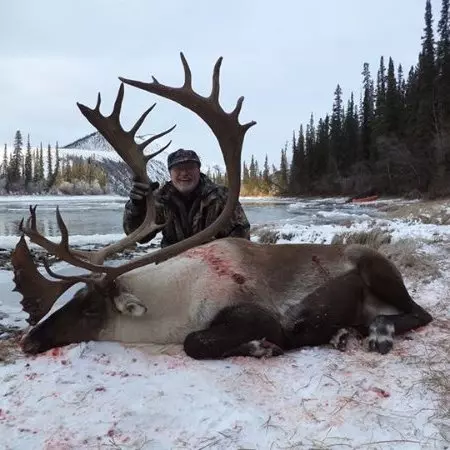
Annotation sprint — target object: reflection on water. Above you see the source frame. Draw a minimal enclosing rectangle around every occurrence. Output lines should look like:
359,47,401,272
0,196,384,237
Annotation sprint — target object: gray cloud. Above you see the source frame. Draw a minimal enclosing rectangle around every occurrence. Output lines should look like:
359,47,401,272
0,0,439,168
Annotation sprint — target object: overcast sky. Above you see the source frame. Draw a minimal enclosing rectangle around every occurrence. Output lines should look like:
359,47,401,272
0,0,441,168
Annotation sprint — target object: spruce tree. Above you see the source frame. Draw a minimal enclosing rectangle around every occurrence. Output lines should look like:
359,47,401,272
385,57,401,134
343,93,359,169
330,85,345,173
2,144,7,178
279,145,289,192
38,143,45,182
10,130,23,183
263,155,270,186
289,127,306,194
436,0,450,130
361,63,375,162
374,56,387,136
47,144,53,186
24,134,33,186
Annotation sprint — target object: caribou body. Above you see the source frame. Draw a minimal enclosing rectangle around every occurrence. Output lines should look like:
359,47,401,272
12,54,432,359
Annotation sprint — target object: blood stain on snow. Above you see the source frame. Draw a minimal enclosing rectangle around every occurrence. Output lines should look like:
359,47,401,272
370,387,391,398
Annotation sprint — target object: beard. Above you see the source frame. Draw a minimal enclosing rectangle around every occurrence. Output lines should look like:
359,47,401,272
173,178,198,194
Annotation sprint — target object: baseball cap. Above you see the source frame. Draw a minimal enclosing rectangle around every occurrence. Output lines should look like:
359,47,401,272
167,149,201,170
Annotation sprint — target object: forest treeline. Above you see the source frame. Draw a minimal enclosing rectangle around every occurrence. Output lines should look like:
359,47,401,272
1,131,108,195
237,0,450,198
4,1,449,199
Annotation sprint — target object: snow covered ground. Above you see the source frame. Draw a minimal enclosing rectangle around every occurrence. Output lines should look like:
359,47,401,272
0,196,449,449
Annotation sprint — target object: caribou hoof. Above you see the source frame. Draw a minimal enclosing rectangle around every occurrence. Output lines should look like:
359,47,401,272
330,328,350,352
368,316,395,354
225,338,284,358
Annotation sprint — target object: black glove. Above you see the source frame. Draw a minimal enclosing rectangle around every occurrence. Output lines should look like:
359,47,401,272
129,179,160,203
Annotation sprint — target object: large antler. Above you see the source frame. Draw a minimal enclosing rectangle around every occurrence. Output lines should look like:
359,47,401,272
18,85,176,271
102,52,256,279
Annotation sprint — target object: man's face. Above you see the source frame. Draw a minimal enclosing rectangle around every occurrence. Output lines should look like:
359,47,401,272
170,162,201,195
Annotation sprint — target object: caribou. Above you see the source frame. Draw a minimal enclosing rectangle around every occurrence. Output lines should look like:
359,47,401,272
11,53,432,359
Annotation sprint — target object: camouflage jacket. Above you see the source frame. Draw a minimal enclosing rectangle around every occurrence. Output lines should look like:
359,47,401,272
123,174,251,247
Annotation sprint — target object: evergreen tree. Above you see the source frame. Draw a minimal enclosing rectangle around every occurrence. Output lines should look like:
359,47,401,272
385,57,401,134
343,93,359,169
289,127,306,194
24,134,33,186
330,84,345,173
374,56,387,136
314,116,330,180
53,141,60,182
361,63,375,162
10,130,23,183
436,0,450,130
242,162,250,185
2,144,7,178
33,148,39,183
47,144,53,186
38,143,45,182
279,145,289,192
262,154,271,193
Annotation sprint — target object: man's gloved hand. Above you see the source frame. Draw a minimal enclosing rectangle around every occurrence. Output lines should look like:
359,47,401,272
129,179,160,203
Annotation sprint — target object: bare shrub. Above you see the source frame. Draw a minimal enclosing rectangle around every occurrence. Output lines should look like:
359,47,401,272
257,229,280,244
56,181,74,195
280,232,295,241
331,227,392,249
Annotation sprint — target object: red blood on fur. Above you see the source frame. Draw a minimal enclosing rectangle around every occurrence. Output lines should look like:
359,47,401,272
184,245,246,285
232,273,245,284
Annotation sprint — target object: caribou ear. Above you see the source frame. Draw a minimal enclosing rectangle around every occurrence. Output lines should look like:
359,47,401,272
113,292,147,317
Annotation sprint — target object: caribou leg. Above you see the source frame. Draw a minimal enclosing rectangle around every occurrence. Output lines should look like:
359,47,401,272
183,303,284,360
361,307,433,354
352,249,433,354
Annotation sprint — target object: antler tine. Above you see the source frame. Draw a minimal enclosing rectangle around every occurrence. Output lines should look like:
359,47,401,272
76,82,176,181
19,205,116,274
139,125,177,157
42,258,92,284
129,102,156,137
106,52,256,279
209,56,222,103
180,52,193,89
145,140,173,163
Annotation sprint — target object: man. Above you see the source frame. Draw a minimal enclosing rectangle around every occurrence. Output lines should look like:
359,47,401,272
123,148,251,247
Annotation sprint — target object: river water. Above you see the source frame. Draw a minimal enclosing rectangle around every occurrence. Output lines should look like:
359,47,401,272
0,195,385,240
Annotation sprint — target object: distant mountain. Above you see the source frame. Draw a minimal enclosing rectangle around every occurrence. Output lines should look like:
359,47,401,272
61,131,226,195
61,132,170,195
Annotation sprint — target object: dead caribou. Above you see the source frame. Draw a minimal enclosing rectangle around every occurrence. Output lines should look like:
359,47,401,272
11,53,432,359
